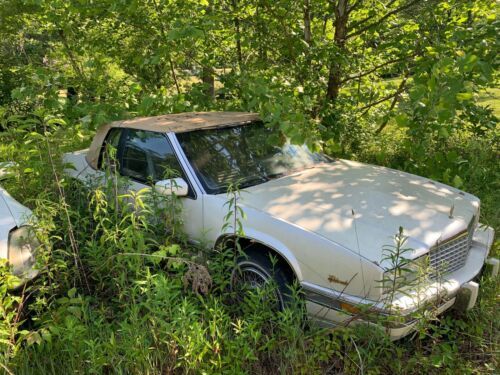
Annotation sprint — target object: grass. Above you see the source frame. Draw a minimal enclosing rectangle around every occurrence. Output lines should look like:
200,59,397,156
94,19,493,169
477,87,500,117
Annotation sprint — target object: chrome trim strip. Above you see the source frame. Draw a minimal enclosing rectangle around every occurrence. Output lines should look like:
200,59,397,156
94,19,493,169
302,281,457,328
303,288,342,311
301,281,382,310
434,229,468,246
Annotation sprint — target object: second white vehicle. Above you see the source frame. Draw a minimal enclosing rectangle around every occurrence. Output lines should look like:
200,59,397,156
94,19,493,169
0,163,39,288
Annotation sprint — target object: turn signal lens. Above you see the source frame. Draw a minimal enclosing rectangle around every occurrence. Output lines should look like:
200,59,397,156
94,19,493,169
340,302,361,314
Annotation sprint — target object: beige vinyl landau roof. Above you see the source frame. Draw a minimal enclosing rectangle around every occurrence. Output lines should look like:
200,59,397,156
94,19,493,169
86,112,260,169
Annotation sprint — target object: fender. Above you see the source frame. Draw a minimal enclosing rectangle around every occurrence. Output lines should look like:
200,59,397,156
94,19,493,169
215,228,303,281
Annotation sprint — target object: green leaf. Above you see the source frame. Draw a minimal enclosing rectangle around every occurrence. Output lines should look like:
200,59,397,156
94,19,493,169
437,109,453,122
452,175,463,188
395,114,410,127
68,287,77,299
456,92,473,102
167,26,204,41
438,127,449,138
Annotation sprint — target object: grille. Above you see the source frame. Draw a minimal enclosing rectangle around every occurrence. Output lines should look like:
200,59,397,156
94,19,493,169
429,220,475,278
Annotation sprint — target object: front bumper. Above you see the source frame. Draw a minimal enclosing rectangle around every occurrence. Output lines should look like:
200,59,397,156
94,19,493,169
305,224,496,340
386,224,495,339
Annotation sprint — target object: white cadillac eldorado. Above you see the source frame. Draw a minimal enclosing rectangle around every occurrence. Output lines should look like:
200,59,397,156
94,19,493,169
63,112,498,339
0,164,39,288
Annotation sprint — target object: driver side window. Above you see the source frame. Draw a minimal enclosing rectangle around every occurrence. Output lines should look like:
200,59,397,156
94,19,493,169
98,128,192,196
121,129,183,183
122,143,149,182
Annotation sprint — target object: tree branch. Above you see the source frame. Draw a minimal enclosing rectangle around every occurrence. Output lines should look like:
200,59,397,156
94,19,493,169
375,72,410,133
359,92,398,115
357,75,410,118
341,54,412,84
347,0,420,39
349,0,398,30
348,0,363,15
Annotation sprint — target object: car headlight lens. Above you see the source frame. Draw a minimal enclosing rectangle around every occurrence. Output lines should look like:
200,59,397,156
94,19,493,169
8,226,40,278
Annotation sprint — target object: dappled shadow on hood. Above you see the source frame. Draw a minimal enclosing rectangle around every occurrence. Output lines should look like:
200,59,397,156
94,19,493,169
242,159,474,263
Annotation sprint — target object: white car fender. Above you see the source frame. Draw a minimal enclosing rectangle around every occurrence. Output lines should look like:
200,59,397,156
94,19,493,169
0,187,33,261
0,196,16,260
0,188,32,228
229,228,304,282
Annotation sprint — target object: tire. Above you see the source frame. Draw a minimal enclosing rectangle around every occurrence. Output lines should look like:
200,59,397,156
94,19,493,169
231,248,294,310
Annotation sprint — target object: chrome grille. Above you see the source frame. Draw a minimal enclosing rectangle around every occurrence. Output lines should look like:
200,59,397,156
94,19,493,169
429,220,475,278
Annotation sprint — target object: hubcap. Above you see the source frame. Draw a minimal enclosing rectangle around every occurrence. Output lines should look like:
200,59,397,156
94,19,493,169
232,263,284,309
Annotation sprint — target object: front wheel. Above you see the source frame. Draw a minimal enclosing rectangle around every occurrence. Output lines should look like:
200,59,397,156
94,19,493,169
231,249,294,310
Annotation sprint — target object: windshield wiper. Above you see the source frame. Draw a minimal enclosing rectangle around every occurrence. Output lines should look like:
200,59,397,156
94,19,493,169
238,175,269,189
265,172,287,180
265,163,328,181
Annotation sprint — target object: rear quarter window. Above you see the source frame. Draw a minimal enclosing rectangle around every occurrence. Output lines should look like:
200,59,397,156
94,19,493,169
98,128,122,170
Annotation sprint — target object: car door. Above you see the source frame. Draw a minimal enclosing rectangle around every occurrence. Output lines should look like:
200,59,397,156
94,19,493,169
100,128,204,241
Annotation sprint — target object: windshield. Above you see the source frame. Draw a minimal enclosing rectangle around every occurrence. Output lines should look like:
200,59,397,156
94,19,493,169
176,121,333,194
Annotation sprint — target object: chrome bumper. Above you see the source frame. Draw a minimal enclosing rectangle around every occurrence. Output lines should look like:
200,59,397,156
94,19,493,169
303,225,496,340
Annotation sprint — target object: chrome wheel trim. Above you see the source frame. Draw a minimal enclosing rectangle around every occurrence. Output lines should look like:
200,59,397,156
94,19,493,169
231,260,285,310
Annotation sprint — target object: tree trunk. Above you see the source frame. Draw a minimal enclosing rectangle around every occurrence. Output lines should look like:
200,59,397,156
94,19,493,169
58,29,86,94
168,57,181,95
201,0,215,100
303,0,312,45
232,0,243,69
326,0,349,102
202,66,215,99
256,4,267,64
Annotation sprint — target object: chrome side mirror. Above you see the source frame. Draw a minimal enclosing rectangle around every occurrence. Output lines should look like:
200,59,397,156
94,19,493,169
154,178,189,197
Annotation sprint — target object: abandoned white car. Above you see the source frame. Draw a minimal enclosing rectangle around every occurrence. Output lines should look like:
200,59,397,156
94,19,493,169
64,112,497,339
0,164,39,288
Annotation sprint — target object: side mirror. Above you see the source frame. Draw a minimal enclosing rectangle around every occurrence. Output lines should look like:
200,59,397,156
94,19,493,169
154,178,189,197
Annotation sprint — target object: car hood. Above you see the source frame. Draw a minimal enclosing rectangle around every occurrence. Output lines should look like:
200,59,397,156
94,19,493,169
242,159,479,267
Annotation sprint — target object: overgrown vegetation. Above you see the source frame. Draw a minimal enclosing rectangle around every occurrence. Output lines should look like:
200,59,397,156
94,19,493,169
0,0,498,373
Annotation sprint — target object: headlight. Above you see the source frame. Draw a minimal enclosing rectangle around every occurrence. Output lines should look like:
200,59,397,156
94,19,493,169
8,226,40,278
